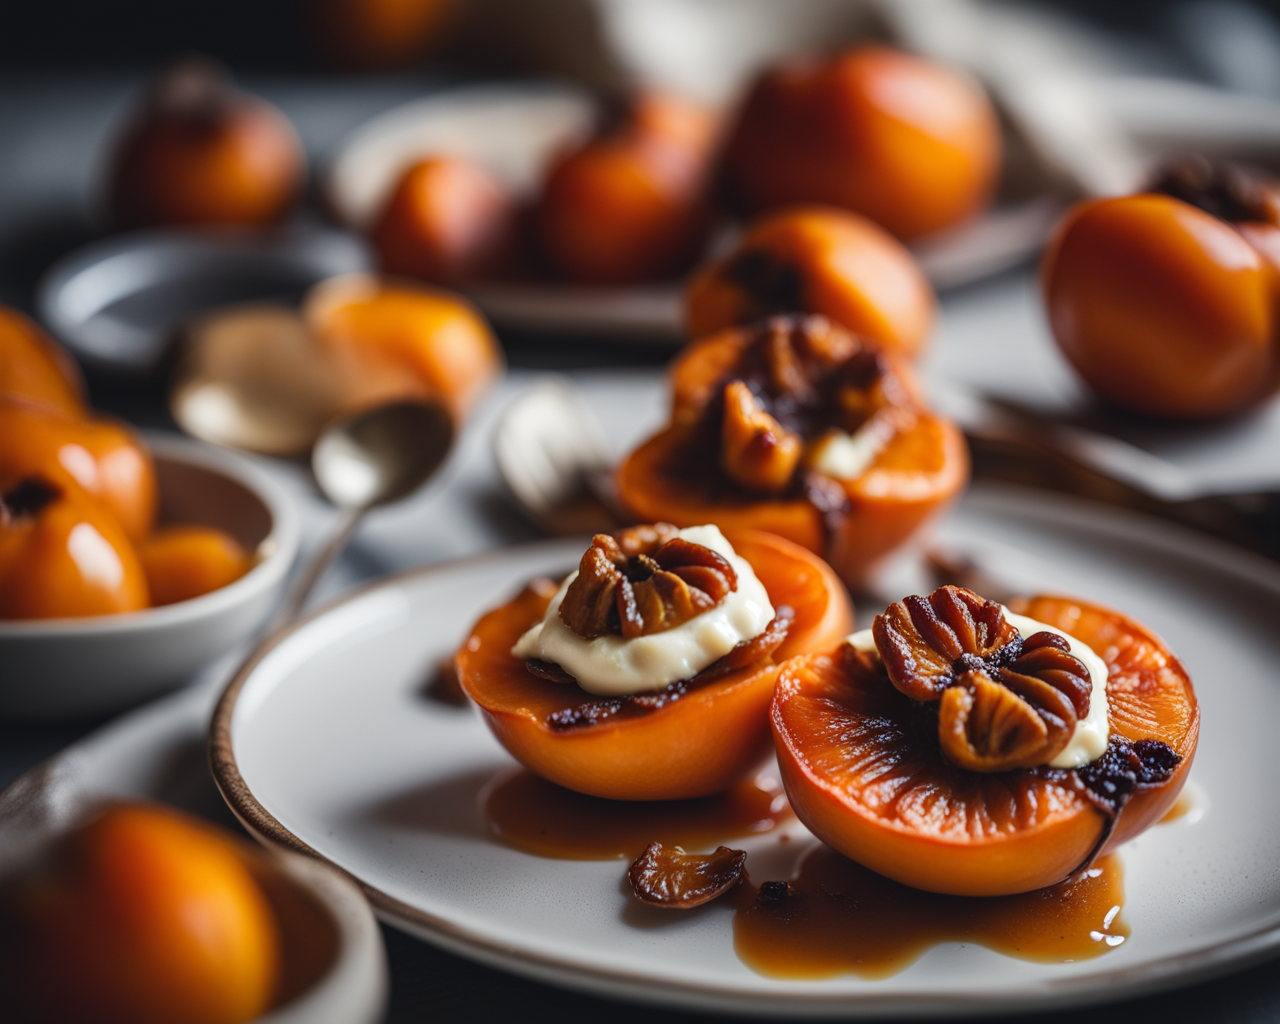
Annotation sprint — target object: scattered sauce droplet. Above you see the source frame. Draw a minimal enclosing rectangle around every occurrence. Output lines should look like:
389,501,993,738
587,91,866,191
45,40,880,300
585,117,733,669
734,844,1129,979
481,768,791,860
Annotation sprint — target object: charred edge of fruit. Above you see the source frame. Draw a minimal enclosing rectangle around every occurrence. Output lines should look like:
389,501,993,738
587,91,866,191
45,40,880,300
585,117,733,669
543,608,793,731
628,841,748,908
0,477,61,523
1051,735,1182,880
1149,154,1275,225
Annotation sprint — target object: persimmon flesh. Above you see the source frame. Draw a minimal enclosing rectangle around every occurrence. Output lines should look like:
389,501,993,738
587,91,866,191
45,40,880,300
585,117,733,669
457,529,853,800
771,596,1199,896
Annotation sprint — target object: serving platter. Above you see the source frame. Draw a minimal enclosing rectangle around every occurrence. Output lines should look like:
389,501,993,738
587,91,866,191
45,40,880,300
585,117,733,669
209,483,1280,1017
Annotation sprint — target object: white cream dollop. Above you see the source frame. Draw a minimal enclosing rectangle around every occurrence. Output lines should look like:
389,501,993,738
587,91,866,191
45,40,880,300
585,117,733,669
845,606,1109,768
512,525,775,697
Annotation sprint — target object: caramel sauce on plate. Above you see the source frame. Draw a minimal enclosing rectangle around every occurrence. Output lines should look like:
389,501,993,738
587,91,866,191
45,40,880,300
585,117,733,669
481,768,791,860
734,845,1129,979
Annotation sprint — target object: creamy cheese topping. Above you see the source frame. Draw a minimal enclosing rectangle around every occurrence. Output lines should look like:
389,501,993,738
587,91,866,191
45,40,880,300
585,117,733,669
512,525,775,697
845,606,1110,768
808,418,895,482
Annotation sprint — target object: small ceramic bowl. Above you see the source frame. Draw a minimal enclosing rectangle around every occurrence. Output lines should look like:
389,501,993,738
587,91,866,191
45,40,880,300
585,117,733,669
0,435,300,721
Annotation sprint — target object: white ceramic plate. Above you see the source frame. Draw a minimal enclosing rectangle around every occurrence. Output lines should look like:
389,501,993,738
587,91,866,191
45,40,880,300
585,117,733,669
210,484,1280,1017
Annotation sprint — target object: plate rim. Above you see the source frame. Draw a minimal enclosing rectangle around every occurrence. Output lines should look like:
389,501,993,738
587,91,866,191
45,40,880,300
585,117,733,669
209,487,1280,1017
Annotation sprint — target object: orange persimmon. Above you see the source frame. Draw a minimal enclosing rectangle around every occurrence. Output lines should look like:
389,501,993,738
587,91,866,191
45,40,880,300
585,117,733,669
305,273,503,423
771,595,1198,896
372,156,520,286
534,92,716,285
0,474,149,619
0,305,84,415
137,526,252,606
457,528,853,801
0,397,157,541
685,205,935,358
721,46,1000,240
0,803,281,1024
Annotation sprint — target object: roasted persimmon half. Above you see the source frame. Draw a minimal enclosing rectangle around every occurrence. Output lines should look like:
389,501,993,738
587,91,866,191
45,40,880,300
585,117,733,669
457,528,853,801
772,594,1199,896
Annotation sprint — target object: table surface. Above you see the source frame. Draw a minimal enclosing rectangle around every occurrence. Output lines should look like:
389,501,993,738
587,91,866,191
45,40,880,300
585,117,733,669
2,69,1279,1023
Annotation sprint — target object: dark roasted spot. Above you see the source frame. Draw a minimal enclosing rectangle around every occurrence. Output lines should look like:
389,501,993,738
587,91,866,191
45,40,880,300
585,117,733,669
724,249,805,316
1,477,61,521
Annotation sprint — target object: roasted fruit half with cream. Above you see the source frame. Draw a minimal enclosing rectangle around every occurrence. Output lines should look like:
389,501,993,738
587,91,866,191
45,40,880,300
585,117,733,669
616,315,967,589
456,523,853,800
772,586,1199,896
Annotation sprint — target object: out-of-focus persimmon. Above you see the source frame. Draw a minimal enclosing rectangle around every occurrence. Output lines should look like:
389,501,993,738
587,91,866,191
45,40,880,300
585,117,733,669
534,92,716,285
305,273,503,422
0,397,157,541
0,305,83,415
0,803,281,1024
1043,192,1276,419
137,526,252,606
0,474,149,619
372,156,520,286
306,0,454,71
685,206,935,358
107,59,304,230
721,46,1000,240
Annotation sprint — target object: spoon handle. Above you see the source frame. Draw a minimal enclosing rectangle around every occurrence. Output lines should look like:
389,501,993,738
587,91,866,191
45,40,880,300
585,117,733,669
269,506,365,630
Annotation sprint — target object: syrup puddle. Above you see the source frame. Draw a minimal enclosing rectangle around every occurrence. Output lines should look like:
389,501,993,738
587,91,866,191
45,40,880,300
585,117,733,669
480,767,1132,978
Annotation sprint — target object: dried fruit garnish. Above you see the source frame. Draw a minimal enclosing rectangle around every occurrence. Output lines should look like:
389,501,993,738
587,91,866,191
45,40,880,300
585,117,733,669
628,841,747,908
873,586,1093,771
559,524,737,640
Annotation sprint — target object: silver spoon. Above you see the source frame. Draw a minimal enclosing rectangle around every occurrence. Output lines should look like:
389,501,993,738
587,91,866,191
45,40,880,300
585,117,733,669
272,396,454,625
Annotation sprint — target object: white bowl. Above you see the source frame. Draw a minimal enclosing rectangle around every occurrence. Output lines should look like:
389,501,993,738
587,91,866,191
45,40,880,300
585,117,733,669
0,435,300,721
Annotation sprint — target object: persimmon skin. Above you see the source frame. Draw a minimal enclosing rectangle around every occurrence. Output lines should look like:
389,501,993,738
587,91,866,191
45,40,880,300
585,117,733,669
0,480,149,620
456,529,853,801
0,803,280,1024
0,397,158,541
771,596,1198,896
1043,194,1276,419
686,206,935,358
534,93,716,285
721,46,1001,240
305,274,503,423
372,156,519,286
0,305,84,415
137,526,252,606
107,62,303,230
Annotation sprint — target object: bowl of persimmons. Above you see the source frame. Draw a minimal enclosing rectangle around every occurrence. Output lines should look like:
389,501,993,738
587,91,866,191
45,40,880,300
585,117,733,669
0,304,300,720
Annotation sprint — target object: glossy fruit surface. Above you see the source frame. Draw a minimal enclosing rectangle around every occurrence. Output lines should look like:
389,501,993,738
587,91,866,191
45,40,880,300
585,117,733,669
0,397,157,540
306,273,503,422
137,526,252,606
685,205,934,357
1043,193,1277,419
721,46,1000,240
372,156,519,286
0,803,281,1024
107,59,304,229
0,305,84,415
0,476,149,619
772,596,1198,896
457,529,853,801
534,92,715,284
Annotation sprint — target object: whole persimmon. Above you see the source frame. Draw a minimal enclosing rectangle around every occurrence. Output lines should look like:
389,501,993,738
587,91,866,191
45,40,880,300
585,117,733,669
107,58,304,230
534,92,716,285
0,474,149,619
616,316,967,590
137,526,253,606
772,587,1198,897
1044,158,1280,419
721,46,1001,240
372,156,520,286
685,206,935,358
306,0,454,71
0,397,157,540
0,803,281,1024
0,305,84,415
305,273,503,422
457,525,852,801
